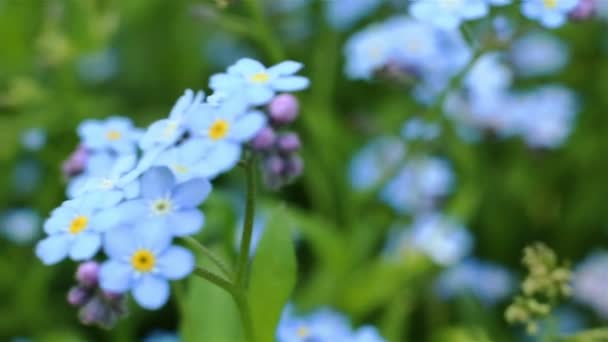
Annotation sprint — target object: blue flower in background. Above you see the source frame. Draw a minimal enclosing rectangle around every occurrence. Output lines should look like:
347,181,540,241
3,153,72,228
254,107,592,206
210,58,310,105
435,258,514,305
142,330,180,342
185,95,266,171
521,0,578,28
510,31,569,77
100,222,194,310
351,326,386,342
116,167,211,237
277,306,352,342
573,251,608,319
36,194,122,265
21,127,47,151
78,116,142,154
1,208,40,244
410,0,488,29
349,136,406,191
380,157,454,214
140,89,205,151
344,23,394,80
77,49,118,84
325,0,382,30
401,117,442,142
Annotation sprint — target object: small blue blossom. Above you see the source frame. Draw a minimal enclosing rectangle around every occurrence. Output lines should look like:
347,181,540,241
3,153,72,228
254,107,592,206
510,31,569,77
349,137,406,191
142,330,180,342
1,208,40,244
435,258,514,305
351,326,386,342
210,58,310,105
573,251,608,319
78,116,142,154
140,89,205,151
521,0,578,28
410,0,489,29
116,167,211,237
77,49,118,84
21,127,47,151
100,222,194,310
325,0,382,30
277,306,352,342
185,95,267,171
401,117,442,141
36,194,122,265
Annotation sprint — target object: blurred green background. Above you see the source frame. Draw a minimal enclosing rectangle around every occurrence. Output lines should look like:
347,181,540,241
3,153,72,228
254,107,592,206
1,0,608,341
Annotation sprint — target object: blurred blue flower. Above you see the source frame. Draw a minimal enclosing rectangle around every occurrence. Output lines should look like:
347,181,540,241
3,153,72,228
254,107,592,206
325,0,382,30
349,136,406,191
344,22,395,80
204,32,257,69
210,58,309,105
1,208,40,244
21,127,47,151
573,251,608,319
410,0,488,29
401,117,441,141
380,157,454,214
116,167,211,237
435,258,514,305
521,0,578,28
100,222,194,310
510,31,569,77
142,330,180,342
36,194,123,265
77,49,118,84
78,116,142,154
185,95,266,171
140,89,205,151
351,326,386,342
13,158,42,195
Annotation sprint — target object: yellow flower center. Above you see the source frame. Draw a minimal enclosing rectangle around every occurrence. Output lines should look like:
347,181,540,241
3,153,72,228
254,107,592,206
151,199,173,215
297,326,310,338
249,72,270,84
69,215,89,235
131,249,156,273
208,119,230,140
106,130,123,141
173,164,189,174
439,0,462,9
543,0,557,8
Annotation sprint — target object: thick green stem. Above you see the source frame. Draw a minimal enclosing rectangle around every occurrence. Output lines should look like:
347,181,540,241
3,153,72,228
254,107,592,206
180,236,232,278
236,158,256,287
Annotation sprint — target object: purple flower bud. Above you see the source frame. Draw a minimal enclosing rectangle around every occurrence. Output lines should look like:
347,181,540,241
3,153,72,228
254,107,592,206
570,0,595,20
76,261,99,288
277,133,301,153
62,144,89,179
265,155,285,176
101,291,124,302
251,126,276,151
285,155,304,179
67,286,92,306
268,94,299,125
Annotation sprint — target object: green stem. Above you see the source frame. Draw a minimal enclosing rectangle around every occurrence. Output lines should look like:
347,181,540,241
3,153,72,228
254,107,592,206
193,266,236,295
180,236,232,278
233,291,255,342
243,0,284,62
236,158,257,287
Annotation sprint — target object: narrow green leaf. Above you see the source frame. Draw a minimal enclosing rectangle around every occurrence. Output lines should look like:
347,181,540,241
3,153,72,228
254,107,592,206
248,206,297,342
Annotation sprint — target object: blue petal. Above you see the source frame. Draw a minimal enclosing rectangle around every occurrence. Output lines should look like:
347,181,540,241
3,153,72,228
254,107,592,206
230,111,267,142
228,58,265,76
168,210,204,236
171,179,212,208
69,232,102,260
100,260,132,292
209,73,242,91
109,200,149,225
268,61,302,76
158,246,195,280
44,207,74,234
132,275,170,310
246,86,275,106
271,76,310,92
141,167,175,199
134,220,172,253
104,226,136,259
203,142,241,175
36,235,71,265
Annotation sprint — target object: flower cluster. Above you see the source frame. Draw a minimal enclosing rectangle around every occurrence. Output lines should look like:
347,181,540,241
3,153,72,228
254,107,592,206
277,306,386,342
36,58,309,311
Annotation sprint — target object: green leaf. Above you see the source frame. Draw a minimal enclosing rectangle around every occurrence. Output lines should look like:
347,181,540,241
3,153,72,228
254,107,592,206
248,206,297,342
561,328,608,342
180,248,244,342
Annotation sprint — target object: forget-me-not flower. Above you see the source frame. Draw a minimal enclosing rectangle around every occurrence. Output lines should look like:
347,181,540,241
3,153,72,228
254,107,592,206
349,137,406,191
1,208,40,244
277,306,353,342
410,0,489,29
521,0,578,28
78,116,142,154
210,58,310,105
573,251,608,319
154,139,233,182
36,194,122,265
100,221,194,310
115,167,211,237
510,31,569,77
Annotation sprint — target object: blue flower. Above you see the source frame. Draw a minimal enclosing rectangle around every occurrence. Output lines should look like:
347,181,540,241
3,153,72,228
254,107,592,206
277,307,352,342
154,140,232,182
573,252,608,318
115,167,211,237
140,89,205,151
410,0,488,29
142,330,181,342
1,208,40,244
78,116,142,154
36,194,122,265
510,31,569,77
351,326,386,342
100,221,194,310
349,137,406,191
521,0,578,28
401,118,441,142
210,58,309,105
185,95,267,171
21,127,47,151
325,0,382,30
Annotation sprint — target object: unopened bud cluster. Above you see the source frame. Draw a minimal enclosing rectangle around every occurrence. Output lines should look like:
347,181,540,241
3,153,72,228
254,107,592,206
251,94,303,189
505,243,572,335
67,261,127,329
